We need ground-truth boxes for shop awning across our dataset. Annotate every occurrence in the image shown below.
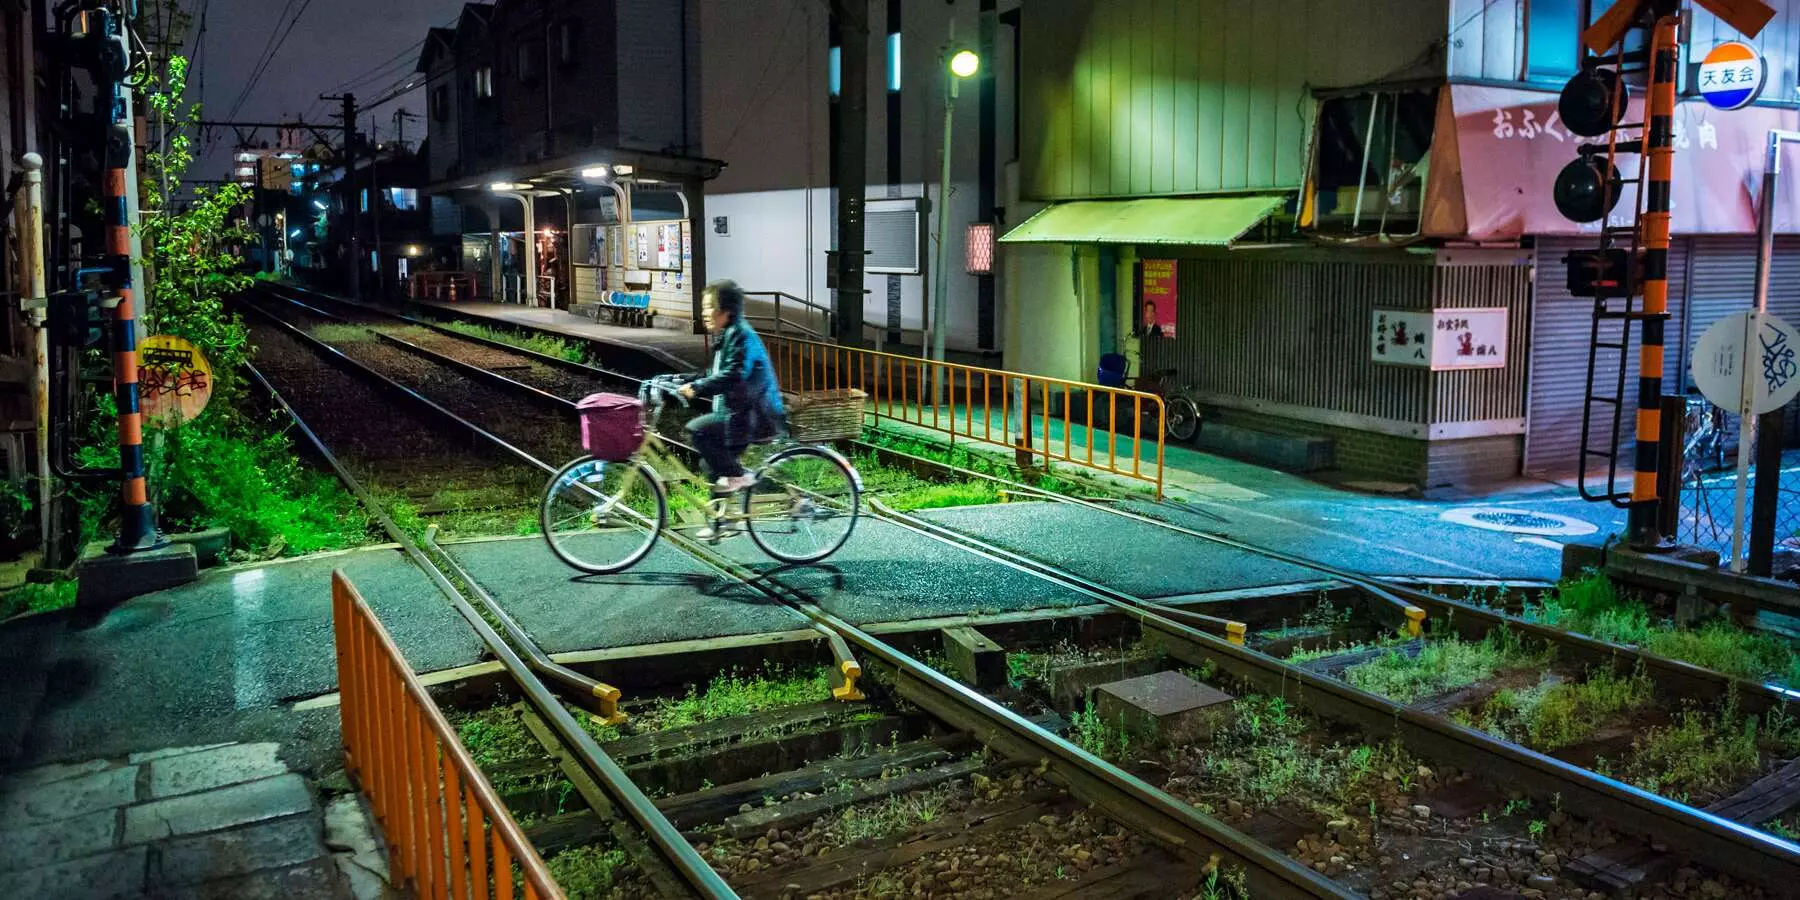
[999,194,1286,245]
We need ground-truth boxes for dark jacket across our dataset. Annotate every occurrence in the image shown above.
[688,318,787,445]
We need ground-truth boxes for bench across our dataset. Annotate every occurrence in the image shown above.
[574,291,657,328]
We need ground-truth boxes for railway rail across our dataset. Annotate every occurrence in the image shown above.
[254,282,1800,897]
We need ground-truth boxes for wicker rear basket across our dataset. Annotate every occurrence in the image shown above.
[784,389,867,442]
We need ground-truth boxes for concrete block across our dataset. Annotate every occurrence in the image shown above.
[0,764,139,827]
[128,743,236,765]
[150,743,287,799]
[0,808,119,872]
[1045,655,1166,709]
[4,758,111,789]
[75,542,197,607]
[1093,670,1235,746]
[148,814,326,890]
[941,626,1007,690]
[1195,422,1334,473]
[0,844,146,899]
[123,774,314,845]
[1560,536,1610,580]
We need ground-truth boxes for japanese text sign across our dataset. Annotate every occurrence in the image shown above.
[1371,309,1432,367]
[1431,308,1508,371]
[138,335,214,423]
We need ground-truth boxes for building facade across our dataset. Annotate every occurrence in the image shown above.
[1004,0,1800,491]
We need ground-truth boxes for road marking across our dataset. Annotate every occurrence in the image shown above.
[1181,500,1501,578]
[230,568,273,711]
[1516,536,1565,551]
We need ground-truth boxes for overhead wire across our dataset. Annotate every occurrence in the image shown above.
[223,0,317,124]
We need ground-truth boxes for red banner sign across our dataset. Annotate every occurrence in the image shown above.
[1140,259,1177,339]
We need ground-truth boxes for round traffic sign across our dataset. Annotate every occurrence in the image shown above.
[1698,41,1766,111]
[138,335,215,424]
[1691,310,1800,415]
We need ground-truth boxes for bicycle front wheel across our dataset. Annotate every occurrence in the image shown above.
[743,446,861,564]
[1166,394,1201,443]
[540,456,666,574]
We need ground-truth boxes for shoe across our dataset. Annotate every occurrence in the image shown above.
[696,524,739,541]
[714,473,757,492]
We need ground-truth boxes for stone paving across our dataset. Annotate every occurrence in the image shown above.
[0,742,394,900]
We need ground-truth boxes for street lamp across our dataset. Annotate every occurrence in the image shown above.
[932,47,980,404]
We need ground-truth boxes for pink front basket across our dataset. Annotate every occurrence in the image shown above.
[578,393,645,462]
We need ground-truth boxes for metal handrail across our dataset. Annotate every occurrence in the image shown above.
[333,572,563,900]
[763,334,1166,498]
[743,290,834,339]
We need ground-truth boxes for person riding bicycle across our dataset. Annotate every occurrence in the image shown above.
[677,280,787,493]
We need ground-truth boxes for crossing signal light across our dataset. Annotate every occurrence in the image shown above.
[1558,68,1628,137]
[1564,248,1637,298]
[47,289,107,349]
[1555,154,1624,223]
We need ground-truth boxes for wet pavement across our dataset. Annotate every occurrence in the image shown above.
[0,547,472,771]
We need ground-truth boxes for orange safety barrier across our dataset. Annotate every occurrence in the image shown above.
[413,271,478,302]
[763,335,1165,499]
[332,572,564,900]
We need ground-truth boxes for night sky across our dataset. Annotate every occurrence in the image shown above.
[191,0,469,177]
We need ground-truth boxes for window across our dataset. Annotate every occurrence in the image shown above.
[886,33,902,92]
[360,189,369,213]
[431,85,449,121]
[473,66,494,99]
[388,187,419,211]
[828,46,841,97]
[557,21,579,66]
[517,43,537,84]
[1526,0,1647,82]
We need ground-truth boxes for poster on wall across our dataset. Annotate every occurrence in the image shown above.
[1139,259,1178,339]
[1371,309,1432,367]
[628,223,684,271]
[1431,307,1508,370]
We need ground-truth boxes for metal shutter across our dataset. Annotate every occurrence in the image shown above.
[865,199,923,274]
[1524,237,1690,478]
[1683,235,1800,447]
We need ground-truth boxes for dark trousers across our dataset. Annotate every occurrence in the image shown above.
[686,412,745,479]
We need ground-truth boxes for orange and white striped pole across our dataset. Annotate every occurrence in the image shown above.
[1629,14,1681,548]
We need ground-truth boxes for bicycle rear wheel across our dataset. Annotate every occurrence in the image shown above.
[743,446,861,564]
[540,456,666,574]
[1166,394,1201,443]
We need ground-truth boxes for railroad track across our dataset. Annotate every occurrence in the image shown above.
[258,282,1800,897]
[246,286,1351,898]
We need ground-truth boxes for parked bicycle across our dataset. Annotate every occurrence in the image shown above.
[540,375,864,574]
[1096,353,1202,443]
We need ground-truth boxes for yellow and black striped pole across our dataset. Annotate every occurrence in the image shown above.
[1629,14,1680,548]
[105,85,158,552]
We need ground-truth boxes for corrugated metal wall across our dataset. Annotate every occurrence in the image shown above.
[1430,256,1532,426]
[1020,0,1444,200]
[1525,237,1692,478]
[1140,252,1528,431]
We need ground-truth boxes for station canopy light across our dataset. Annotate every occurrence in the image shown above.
[488,181,530,192]
[613,164,635,176]
[581,165,609,179]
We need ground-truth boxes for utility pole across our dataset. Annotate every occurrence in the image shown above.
[16,154,52,556]
[321,92,360,299]
[830,0,868,346]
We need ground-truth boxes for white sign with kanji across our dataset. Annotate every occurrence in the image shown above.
[1371,309,1433,367]
[1432,307,1509,370]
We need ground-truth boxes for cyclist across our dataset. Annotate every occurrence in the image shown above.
[678,279,787,493]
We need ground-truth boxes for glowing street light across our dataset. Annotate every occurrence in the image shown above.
[949,50,980,79]
[580,165,609,180]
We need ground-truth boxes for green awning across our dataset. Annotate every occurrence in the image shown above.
[998,194,1286,246]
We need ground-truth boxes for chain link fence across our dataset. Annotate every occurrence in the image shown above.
[1675,395,1800,568]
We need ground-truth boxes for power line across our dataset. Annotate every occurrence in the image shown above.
[223,0,317,124]
[221,0,300,120]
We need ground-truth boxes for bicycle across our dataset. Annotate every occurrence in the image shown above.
[540,374,864,574]
[1097,354,1202,443]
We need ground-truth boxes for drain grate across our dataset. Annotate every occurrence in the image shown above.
[1471,511,1566,531]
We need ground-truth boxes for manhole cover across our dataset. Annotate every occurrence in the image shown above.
[1472,511,1565,530]
[1439,507,1600,537]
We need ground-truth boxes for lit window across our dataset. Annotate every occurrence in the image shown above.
[388,187,419,211]
[474,66,494,99]
[361,189,369,212]
[290,164,305,177]
[235,166,254,178]
[965,223,994,275]
[887,34,902,92]
[828,46,841,97]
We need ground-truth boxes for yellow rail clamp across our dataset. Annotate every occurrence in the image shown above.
[832,659,866,702]
[1404,606,1427,638]
[1225,621,1247,646]
[591,681,629,726]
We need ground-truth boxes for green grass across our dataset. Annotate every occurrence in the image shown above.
[882,479,1002,511]
[439,319,590,364]
[0,580,77,619]
[1453,667,1655,750]
[1524,571,1800,688]
[814,782,958,844]
[860,429,1082,496]
[543,845,635,900]
[626,666,833,732]
[1198,695,1413,817]
[1596,697,1800,802]
[1070,698,1136,760]
[1344,628,1552,704]
[308,323,375,343]
[451,706,541,771]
